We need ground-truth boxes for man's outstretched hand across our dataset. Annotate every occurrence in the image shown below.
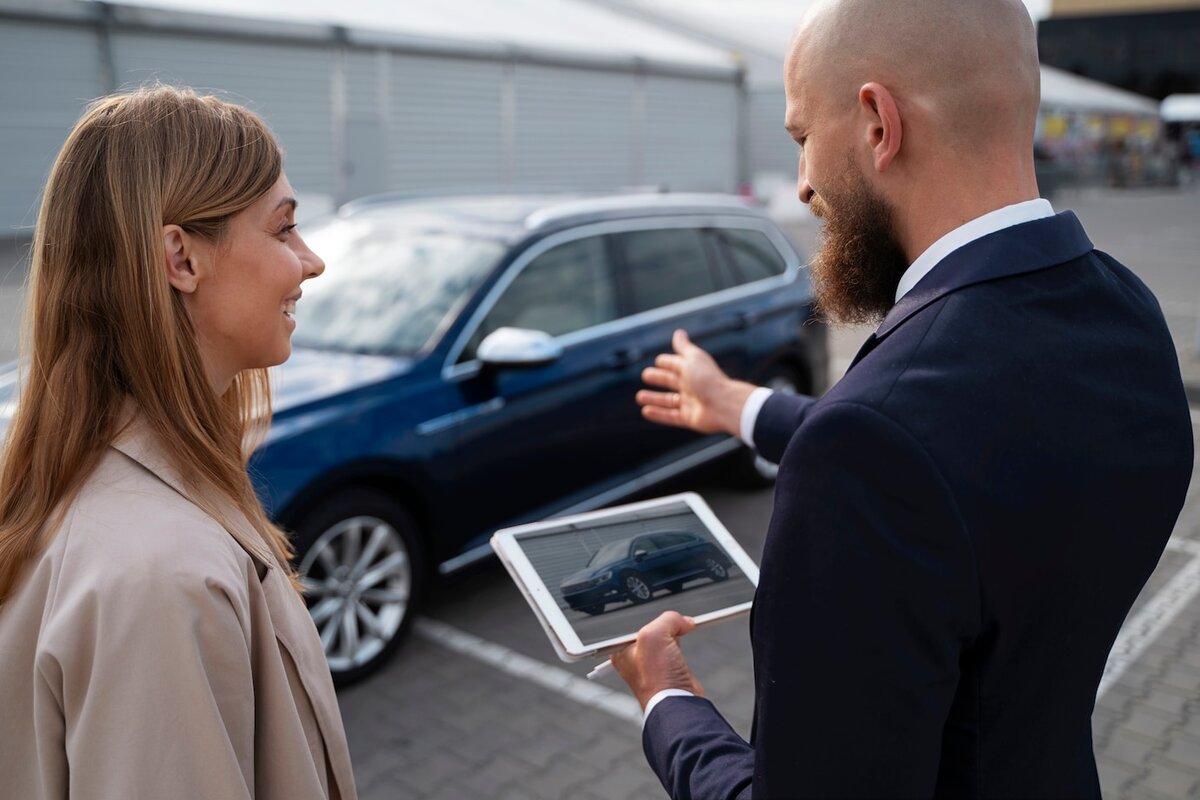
[636,329,757,438]
[611,611,704,709]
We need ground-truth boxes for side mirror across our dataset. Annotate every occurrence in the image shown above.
[477,327,563,368]
[633,550,648,562]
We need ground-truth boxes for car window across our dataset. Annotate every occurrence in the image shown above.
[294,218,505,355]
[620,228,719,315]
[465,235,618,359]
[712,227,787,284]
[632,536,660,555]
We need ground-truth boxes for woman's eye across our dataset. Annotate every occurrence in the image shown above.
[279,223,297,237]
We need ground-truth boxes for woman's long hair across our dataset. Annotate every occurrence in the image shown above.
[0,86,297,602]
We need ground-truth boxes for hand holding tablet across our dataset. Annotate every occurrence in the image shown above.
[490,492,759,665]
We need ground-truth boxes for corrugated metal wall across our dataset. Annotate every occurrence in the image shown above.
[520,507,715,608]
[0,11,743,234]
[0,19,104,233]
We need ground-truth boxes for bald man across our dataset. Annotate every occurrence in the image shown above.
[612,1,1193,797]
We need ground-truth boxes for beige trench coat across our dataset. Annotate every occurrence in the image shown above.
[0,416,357,799]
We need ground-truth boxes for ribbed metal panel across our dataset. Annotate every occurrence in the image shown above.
[643,75,738,192]
[748,88,796,179]
[513,63,636,190]
[0,20,103,233]
[387,54,505,191]
[520,508,715,607]
[111,32,336,196]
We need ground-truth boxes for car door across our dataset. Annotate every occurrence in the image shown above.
[446,232,649,537]
[612,223,752,462]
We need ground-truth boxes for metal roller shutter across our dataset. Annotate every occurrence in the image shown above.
[0,19,104,233]
[387,54,506,192]
[111,32,336,197]
[748,88,796,179]
[643,74,738,192]
[512,63,636,190]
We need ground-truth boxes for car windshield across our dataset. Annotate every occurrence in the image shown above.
[292,217,506,356]
[587,539,631,568]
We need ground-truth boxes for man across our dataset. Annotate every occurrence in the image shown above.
[611,0,1194,797]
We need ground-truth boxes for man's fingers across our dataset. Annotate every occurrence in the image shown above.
[640,367,680,391]
[654,353,685,372]
[672,328,693,354]
[640,405,685,427]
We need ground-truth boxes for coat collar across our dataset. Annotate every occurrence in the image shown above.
[110,408,281,571]
[875,210,1094,341]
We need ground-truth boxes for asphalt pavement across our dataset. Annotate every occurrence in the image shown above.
[1,189,1199,798]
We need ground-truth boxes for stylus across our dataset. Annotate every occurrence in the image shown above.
[586,659,616,681]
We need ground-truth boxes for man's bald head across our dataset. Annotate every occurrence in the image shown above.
[787,0,1040,154]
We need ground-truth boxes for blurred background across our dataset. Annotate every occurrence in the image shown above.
[2,1,1200,798]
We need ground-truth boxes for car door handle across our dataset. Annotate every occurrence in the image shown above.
[606,347,644,368]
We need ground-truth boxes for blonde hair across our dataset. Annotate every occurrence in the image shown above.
[0,86,296,601]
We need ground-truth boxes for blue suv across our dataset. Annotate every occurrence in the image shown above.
[560,531,731,615]
[0,192,827,684]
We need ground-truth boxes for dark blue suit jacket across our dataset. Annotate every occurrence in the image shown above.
[643,212,1194,799]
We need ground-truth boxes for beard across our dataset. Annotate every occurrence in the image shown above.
[808,169,909,326]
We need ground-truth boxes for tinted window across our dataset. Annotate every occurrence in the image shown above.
[621,228,718,315]
[652,533,693,548]
[714,228,787,284]
[471,236,617,355]
[632,537,660,554]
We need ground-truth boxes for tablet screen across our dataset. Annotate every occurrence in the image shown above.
[503,495,757,649]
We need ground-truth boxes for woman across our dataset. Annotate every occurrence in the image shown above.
[0,87,356,799]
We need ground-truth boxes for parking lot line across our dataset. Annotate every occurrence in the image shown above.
[1098,537,1200,698]
[415,617,643,726]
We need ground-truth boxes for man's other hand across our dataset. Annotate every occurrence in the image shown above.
[637,329,757,438]
[611,611,704,709]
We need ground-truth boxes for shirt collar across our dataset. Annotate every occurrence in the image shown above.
[895,198,1055,302]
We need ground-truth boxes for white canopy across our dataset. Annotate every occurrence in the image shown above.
[1161,94,1200,123]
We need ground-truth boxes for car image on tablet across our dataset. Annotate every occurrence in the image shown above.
[559,531,731,615]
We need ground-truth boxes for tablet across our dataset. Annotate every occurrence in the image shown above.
[490,492,759,662]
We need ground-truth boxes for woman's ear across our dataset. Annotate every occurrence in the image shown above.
[162,224,200,294]
[859,82,902,173]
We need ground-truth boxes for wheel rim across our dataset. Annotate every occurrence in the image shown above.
[626,576,651,600]
[752,374,799,480]
[705,558,727,579]
[298,515,411,672]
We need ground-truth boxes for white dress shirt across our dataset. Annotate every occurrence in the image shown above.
[645,198,1055,725]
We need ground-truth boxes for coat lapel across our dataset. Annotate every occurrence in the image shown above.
[110,413,357,799]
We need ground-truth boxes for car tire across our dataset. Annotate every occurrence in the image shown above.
[290,487,424,687]
[704,556,729,582]
[622,573,653,604]
[726,364,803,489]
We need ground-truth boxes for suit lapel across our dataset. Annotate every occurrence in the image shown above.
[873,211,1094,346]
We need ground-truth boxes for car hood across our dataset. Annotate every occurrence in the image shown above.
[0,348,414,444]
[271,347,415,414]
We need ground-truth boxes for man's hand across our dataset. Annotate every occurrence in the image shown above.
[637,329,758,438]
[611,611,704,709]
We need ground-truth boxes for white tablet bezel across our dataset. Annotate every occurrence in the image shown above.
[490,491,760,662]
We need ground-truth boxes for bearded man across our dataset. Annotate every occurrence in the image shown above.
[611,0,1194,797]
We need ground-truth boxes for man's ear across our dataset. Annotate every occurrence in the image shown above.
[859,82,902,173]
[162,224,200,294]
